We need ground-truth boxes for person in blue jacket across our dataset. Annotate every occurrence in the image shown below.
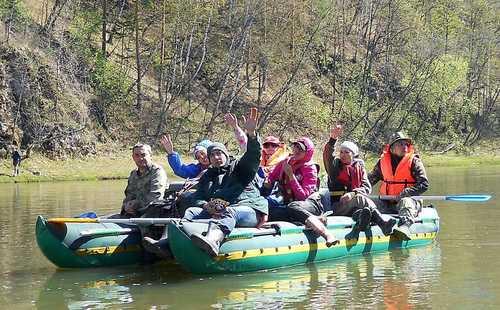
[160,135,212,179]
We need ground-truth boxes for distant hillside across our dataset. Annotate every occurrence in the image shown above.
[0,0,498,158]
[0,31,97,158]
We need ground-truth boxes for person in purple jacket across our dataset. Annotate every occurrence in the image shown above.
[160,135,212,179]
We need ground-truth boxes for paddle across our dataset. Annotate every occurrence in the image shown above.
[47,217,180,225]
[370,194,492,202]
[80,227,139,237]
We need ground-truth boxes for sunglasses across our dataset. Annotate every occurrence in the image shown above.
[263,143,279,148]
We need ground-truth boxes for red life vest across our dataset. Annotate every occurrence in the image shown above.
[379,144,416,196]
[336,164,362,189]
[328,158,364,201]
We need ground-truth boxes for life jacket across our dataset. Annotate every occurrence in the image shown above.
[328,158,364,202]
[379,144,416,196]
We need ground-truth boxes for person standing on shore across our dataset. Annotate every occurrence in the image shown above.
[12,142,22,177]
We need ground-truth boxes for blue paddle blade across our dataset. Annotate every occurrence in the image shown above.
[75,211,98,218]
[445,195,492,202]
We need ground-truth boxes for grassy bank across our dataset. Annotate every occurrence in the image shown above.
[0,150,499,184]
[0,152,138,183]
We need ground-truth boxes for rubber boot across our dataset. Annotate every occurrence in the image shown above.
[371,209,397,236]
[393,217,412,240]
[305,216,340,247]
[191,223,225,257]
[352,207,372,232]
[142,228,172,259]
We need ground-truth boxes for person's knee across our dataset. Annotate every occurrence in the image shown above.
[235,209,258,227]
[397,197,420,218]
[352,195,377,210]
[398,197,416,210]
[218,216,236,234]
[287,201,313,220]
[183,207,200,219]
[286,201,303,212]
[318,188,331,211]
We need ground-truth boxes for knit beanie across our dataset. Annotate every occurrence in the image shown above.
[193,139,212,159]
[340,141,359,156]
[207,142,230,159]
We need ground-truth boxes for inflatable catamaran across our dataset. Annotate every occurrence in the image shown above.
[36,206,439,273]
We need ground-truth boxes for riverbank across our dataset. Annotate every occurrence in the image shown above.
[0,150,499,183]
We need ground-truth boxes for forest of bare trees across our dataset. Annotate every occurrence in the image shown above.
[0,0,498,155]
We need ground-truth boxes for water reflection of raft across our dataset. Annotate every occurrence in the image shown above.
[36,206,439,272]
[36,246,441,309]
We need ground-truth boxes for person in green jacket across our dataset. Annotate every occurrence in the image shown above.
[121,143,169,217]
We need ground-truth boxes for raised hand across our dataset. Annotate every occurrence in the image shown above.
[330,123,343,140]
[224,113,239,129]
[242,107,258,137]
[160,134,174,155]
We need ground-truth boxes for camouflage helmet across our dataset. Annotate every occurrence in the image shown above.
[389,131,412,146]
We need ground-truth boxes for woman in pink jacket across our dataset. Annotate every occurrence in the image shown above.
[263,137,338,247]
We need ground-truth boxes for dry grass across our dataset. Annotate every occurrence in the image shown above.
[23,0,51,26]
[0,151,172,183]
[0,149,498,184]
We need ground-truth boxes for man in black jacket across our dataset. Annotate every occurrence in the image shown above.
[184,108,268,256]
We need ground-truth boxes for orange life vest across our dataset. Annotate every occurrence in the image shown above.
[379,144,416,196]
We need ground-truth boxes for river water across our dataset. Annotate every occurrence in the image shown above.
[0,165,498,309]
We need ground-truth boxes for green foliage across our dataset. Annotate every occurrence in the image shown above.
[90,55,133,130]
[0,0,28,29]
[67,9,102,59]
[6,0,499,154]
[65,7,133,131]
[265,85,331,139]
[92,55,130,102]
[402,55,469,146]
[417,0,464,45]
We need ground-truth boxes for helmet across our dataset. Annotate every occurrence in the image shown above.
[389,131,412,146]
